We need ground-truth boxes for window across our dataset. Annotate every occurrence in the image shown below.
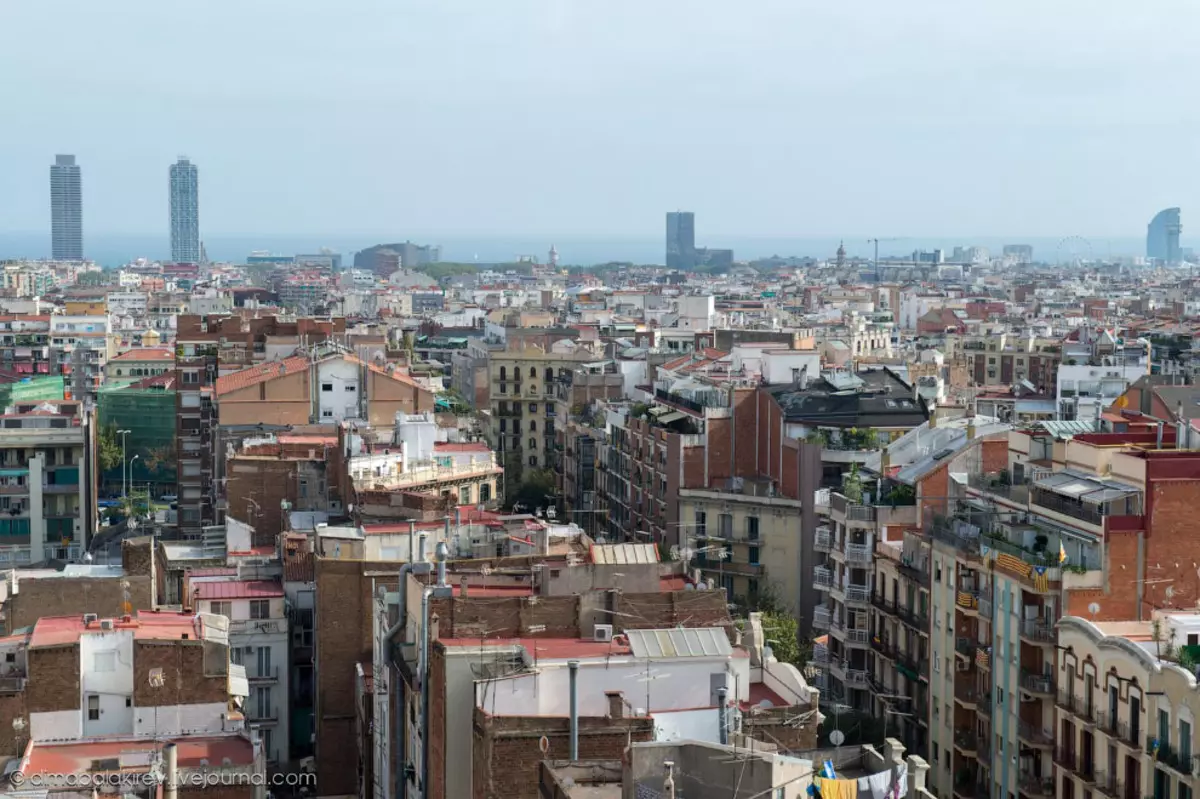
[94,651,116,672]
[262,728,274,761]
[321,383,333,392]
[747,516,759,541]
[345,384,356,392]
[530,421,537,432]
[934,560,942,583]
[480,484,491,503]
[719,513,733,539]
[460,486,471,505]
[322,409,333,418]
[529,438,536,450]
[254,686,272,720]
[529,403,537,413]
[529,456,538,467]
[499,383,506,394]
[249,599,270,620]
[499,367,507,381]
[748,546,759,565]
[695,510,707,538]
[210,601,232,618]
[87,695,100,721]
[500,419,507,433]
[257,647,272,679]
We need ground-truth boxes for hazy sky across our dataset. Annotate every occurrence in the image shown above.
[1,0,1197,239]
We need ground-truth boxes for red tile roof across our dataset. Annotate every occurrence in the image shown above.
[110,347,174,362]
[28,612,201,649]
[22,736,255,776]
[438,637,633,659]
[434,442,491,453]
[192,579,284,600]
[214,355,310,396]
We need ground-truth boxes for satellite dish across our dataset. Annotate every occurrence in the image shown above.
[148,668,165,688]
[757,699,775,709]
[1088,602,1101,619]
[829,730,846,746]
[1166,586,1177,604]
[669,546,680,560]
[12,717,26,731]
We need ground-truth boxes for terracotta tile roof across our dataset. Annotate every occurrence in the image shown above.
[127,373,176,390]
[110,347,174,362]
[214,355,310,396]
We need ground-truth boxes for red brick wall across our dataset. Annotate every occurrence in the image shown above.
[919,465,950,523]
[0,691,28,758]
[980,438,1008,473]
[1066,530,1140,621]
[26,647,80,712]
[707,417,732,485]
[732,388,758,479]
[133,642,227,706]
[1143,478,1200,616]
[471,709,654,799]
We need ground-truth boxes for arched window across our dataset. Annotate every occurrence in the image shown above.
[499,366,507,381]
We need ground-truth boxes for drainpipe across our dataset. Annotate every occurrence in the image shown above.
[408,520,416,563]
[418,549,454,799]
[569,660,580,760]
[443,515,451,547]
[385,541,434,799]
[163,743,177,799]
[717,686,729,745]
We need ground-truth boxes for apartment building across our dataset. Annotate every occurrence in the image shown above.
[0,399,96,567]
[189,577,290,766]
[50,313,115,401]
[0,315,54,376]
[0,610,239,755]
[677,480,802,610]
[550,361,624,531]
[486,347,600,496]
[1056,611,1200,799]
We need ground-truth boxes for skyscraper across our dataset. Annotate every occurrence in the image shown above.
[666,211,696,270]
[169,157,200,264]
[50,155,83,260]
[1147,207,1182,264]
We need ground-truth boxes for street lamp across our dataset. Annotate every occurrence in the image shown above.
[118,429,132,500]
[129,455,140,514]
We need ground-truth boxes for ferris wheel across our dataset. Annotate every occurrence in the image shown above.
[1056,235,1094,266]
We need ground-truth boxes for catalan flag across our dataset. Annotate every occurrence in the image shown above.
[1033,565,1050,593]
[1059,541,1068,565]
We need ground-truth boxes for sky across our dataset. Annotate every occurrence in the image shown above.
[1,0,1198,242]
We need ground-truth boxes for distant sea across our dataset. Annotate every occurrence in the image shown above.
[0,232,1168,268]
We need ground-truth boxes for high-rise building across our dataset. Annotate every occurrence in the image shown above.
[666,211,696,270]
[50,155,83,260]
[1147,207,1182,264]
[169,157,200,264]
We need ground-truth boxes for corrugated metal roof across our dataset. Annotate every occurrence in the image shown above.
[590,543,659,565]
[228,663,249,698]
[626,627,732,659]
[193,580,284,600]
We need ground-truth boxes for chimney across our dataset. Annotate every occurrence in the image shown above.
[460,576,469,598]
[966,419,976,440]
[929,412,937,429]
[163,743,178,799]
[717,686,729,745]
[605,691,624,719]
[568,661,580,760]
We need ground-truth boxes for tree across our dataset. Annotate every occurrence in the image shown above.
[843,462,864,504]
[512,469,557,512]
[99,423,123,473]
[144,442,177,478]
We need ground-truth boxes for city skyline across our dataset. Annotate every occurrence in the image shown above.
[1,1,1198,240]
[49,155,82,260]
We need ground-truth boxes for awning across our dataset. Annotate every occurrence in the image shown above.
[657,411,686,424]
[228,663,249,698]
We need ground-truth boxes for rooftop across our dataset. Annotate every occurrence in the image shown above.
[192,579,284,600]
[21,735,255,777]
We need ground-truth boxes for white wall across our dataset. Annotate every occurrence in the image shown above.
[30,710,80,742]
[478,656,750,718]
[317,358,362,422]
[652,708,721,743]
[762,350,821,385]
[133,702,230,736]
[80,629,135,736]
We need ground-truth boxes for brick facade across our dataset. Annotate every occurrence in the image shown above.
[25,646,80,712]
[471,708,653,799]
[6,577,153,635]
[0,690,28,758]
[133,642,227,707]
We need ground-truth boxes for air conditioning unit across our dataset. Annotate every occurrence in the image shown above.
[593,624,614,643]
[82,613,99,625]
[955,659,970,672]
[99,619,114,631]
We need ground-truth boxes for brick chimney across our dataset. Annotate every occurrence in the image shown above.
[605,691,624,719]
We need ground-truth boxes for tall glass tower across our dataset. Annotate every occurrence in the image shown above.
[50,155,83,260]
[1147,207,1182,264]
[666,211,696,270]
[169,157,200,263]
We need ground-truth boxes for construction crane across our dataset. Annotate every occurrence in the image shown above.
[866,237,906,283]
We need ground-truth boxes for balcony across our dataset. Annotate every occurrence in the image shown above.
[1054,746,1078,772]
[1056,691,1099,726]
[812,606,832,630]
[1094,772,1121,798]
[1019,670,1053,697]
[247,667,280,684]
[1096,711,1138,748]
[814,566,834,590]
[844,584,871,607]
[247,708,278,723]
[897,553,931,588]
[956,590,980,615]
[814,526,833,552]
[1147,737,1194,777]
[843,665,870,689]
[1020,620,1056,646]
[977,693,992,720]
[1017,773,1054,798]
[872,593,897,616]
[953,728,978,755]
[1017,720,1054,748]
[955,637,976,658]
[845,542,873,565]
[954,682,979,708]
[871,636,896,660]
[811,645,831,667]
[896,603,930,634]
